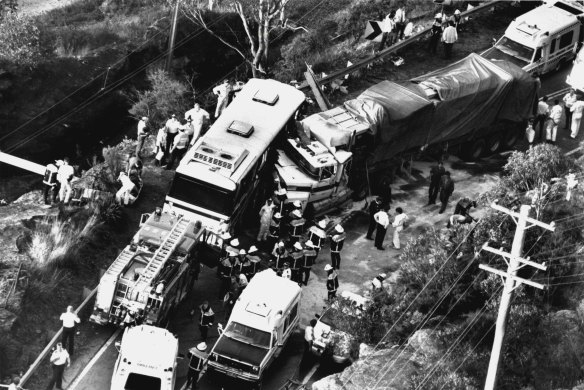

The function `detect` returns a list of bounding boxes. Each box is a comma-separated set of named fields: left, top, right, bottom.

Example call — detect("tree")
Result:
left=128, top=68, right=192, bottom=129
left=0, top=0, right=17, bottom=21
left=182, top=0, right=293, bottom=77
left=0, top=12, right=42, bottom=69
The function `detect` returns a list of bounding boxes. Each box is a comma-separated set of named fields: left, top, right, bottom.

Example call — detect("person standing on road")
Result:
left=257, top=199, right=275, bottom=241
left=428, top=14, right=443, bottom=54
left=439, top=171, right=455, bottom=214
left=373, top=207, right=390, bottom=250
left=46, top=342, right=70, bottom=390
left=301, top=240, right=317, bottom=286
left=428, top=161, right=445, bottom=205
left=267, top=212, right=282, bottom=246
left=60, top=305, right=80, bottom=355
left=570, top=95, right=584, bottom=139
left=378, top=10, right=396, bottom=51
left=394, top=6, right=407, bottom=41
left=290, top=242, right=304, bottom=284
left=165, top=114, right=180, bottom=153
left=288, top=209, right=306, bottom=244
left=563, top=89, right=578, bottom=131
left=213, top=79, right=233, bottom=119
left=325, top=264, right=339, bottom=302
left=442, top=21, right=458, bottom=59
left=57, top=157, right=75, bottom=204
left=535, top=96, right=550, bottom=143
left=392, top=207, right=408, bottom=250
left=308, top=220, right=327, bottom=255
left=281, top=262, right=292, bottom=280
left=304, top=319, right=317, bottom=355
left=43, top=160, right=61, bottom=206
left=547, top=99, right=563, bottom=144
left=330, top=224, right=346, bottom=269
left=154, top=126, right=167, bottom=166
left=166, top=126, right=189, bottom=170
left=198, top=301, right=214, bottom=342
left=136, top=116, right=149, bottom=157
left=366, top=197, right=382, bottom=240
left=186, top=342, right=207, bottom=390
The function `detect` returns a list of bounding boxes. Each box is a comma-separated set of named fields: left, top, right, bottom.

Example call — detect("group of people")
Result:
left=135, top=79, right=243, bottom=170
left=44, top=305, right=80, bottom=390
left=42, top=157, right=76, bottom=206
left=366, top=198, right=409, bottom=250
left=530, top=89, right=584, bottom=145
left=115, top=153, right=143, bottom=205
left=378, top=6, right=409, bottom=50
left=428, top=10, right=464, bottom=59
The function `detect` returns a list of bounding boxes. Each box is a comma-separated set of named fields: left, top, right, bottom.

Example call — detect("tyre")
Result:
left=462, top=139, right=485, bottom=161
left=502, top=128, right=520, bottom=149
left=485, top=133, right=502, bottom=155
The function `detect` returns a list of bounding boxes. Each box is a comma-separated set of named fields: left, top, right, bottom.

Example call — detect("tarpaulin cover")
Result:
left=336, top=53, right=537, bottom=160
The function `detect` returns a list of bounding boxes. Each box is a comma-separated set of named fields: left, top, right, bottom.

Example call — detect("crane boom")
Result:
left=0, top=151, right=46, bottom=176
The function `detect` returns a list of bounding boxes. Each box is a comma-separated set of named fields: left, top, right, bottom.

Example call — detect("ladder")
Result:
left=132, top=217, right=191, bottom=299
left=105, top=247, right=135, bottom=276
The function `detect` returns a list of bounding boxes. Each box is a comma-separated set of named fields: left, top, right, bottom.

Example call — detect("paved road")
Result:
left=51, top=40, right=578, bottom=390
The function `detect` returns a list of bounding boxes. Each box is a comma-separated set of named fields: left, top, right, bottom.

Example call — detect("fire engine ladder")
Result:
left=131, top=217, right=191, bottom=300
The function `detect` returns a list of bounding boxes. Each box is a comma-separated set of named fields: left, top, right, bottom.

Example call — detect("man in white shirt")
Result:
left=547, top=99, right=563, bottom=143
left=442, top=21, right=458, bottom=59
left=392, top=207, right=408, bottom=249
left=304, top=319, right=317, bottom=354
left=60, top=305, right=80, bottom=355
left=136, top=116, right=149, bottom=157
left=379, top=11, right=395, bottom=51
left=57, top=158, right=75, bottom=204
left=116, top=172, right=137, bottom=205
left=570, top=95, right=584, bottom=138
left=47, top=342, right=70, bottom=389
left=563, top=89, right=577, bottom=130
left=394, top=6, right=406, bottom=40
left=165, top=114, right=180, bottom=153
left=535, top=96, right=550, bottom=143
left=373, top=208, right=390, bottom=250
left=185, top=103, right=210, bottom=146
left=213, top=79, right=233, bottom=118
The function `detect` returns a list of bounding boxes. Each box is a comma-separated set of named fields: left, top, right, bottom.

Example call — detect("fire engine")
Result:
left=89, top=211, right=207, bottom=327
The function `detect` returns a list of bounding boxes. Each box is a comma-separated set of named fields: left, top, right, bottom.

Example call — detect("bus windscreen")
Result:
left=167, top=174, right=234, bottom=216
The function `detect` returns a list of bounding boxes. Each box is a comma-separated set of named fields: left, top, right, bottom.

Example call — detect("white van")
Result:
left=482, top=1, right=584, bottom=74
left=111, top=325, right=178, bottom=390
left=207, top=269, right=301, bottom=386
left=568, top=46, right=584, bottom=91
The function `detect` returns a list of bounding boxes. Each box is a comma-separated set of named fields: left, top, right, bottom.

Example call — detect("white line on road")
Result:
left=68, top=328, right=122, bottom=390
left=302, top=362, right=320, bottom=385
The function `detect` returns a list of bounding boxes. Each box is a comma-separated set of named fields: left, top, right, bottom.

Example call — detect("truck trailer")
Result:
left=276, top=53, right=538, bottom=212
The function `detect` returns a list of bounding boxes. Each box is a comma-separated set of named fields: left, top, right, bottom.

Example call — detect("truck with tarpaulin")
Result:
left=89, top=211, right=206, bottom=327
left=276, top=53, right=539, bottom=212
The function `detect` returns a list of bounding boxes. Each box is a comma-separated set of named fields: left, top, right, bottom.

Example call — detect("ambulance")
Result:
left=482, top=0, right=584, bottom=75
left=567, top=46, right=584, bottom=91
left=111, top=325, right=179, bottom=390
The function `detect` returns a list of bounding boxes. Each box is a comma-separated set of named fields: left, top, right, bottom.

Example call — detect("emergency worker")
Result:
left=290, top=241, right=304, bottom=284
left=186, top=342, right=208, bottom=389
left=325, top=264, right=339, bottom=301
left=245, top=245, right=261, bottom=280
left=198, top=301, right=214, bottom=342
left=57, top=157, right=75, bottom=204
left=43, top=160, right=62, bottom=205
left=308, top=220, right=327, bottom=255
left=301, top=240, right=317, bottom=286
left=267, top=212, right=282, bottom=245
left=288, top=209, right=305, bottom=244
left=330, top=224, right=345, bottom=270
left=272, top=240, right=288, bottom=270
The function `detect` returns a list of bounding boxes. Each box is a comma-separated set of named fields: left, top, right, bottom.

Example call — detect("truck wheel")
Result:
left=462, top=139, right=485, bottom=161
left=485, top=133, right=502, bottom=155
left=502, top=129, right=520, bottom=149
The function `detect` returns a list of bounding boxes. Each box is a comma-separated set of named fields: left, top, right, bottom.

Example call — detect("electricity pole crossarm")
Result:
left=481, top=246, right=547, bottom=271
left=482, top=204, right=555, bottom=390
left=491, top=202, right=556, bottom=231
left=478, top=264, right=546, bottom=290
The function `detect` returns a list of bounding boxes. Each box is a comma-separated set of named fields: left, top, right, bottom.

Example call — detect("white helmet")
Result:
left=435, top=13, right=442, bottom=19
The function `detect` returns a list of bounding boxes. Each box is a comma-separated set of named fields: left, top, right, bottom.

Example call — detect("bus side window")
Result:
left=560, top=30, right=574, bottom=50
left=550, top=38, right=558, bottom=55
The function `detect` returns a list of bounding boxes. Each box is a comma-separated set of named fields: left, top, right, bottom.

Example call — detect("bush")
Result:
left=128, top=68, right=192, bottom=130
left=0, top=12, right=42, bottom=69
left=95, top=197, right=125, bottom=226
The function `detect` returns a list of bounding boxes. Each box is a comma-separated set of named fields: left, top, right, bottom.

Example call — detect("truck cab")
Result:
left=207, top=269, right=301, bottom=385
left=482, top=0, right=584, bottom=74
left=111, top=325, right=178, bottom=390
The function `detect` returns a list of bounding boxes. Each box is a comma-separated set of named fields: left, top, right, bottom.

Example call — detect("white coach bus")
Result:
left=163, top=79, right=306, bottom=236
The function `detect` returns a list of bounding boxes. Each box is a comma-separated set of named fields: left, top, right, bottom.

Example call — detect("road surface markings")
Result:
left=68, top=328, right=122, bottom=390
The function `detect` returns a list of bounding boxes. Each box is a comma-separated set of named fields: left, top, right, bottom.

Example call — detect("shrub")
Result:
left=95, top=197, right=125, bottom=226
left=128, top=68, right=192, bottom=130
left=0, top=12, right=42, bottom=69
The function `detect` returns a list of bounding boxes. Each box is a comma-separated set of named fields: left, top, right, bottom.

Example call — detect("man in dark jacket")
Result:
left=198, top=301, right=215, bottom=342
left=439, top=171, right=455, bottom=213
left=366, top=197, right=382, bottom=240
left=428, top=162, right=445, bottom=205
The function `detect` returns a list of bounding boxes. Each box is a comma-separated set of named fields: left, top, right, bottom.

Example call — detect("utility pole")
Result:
left=480, top=203, right=555, bottom=390
left=166, top=0, right=181, bottom=72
